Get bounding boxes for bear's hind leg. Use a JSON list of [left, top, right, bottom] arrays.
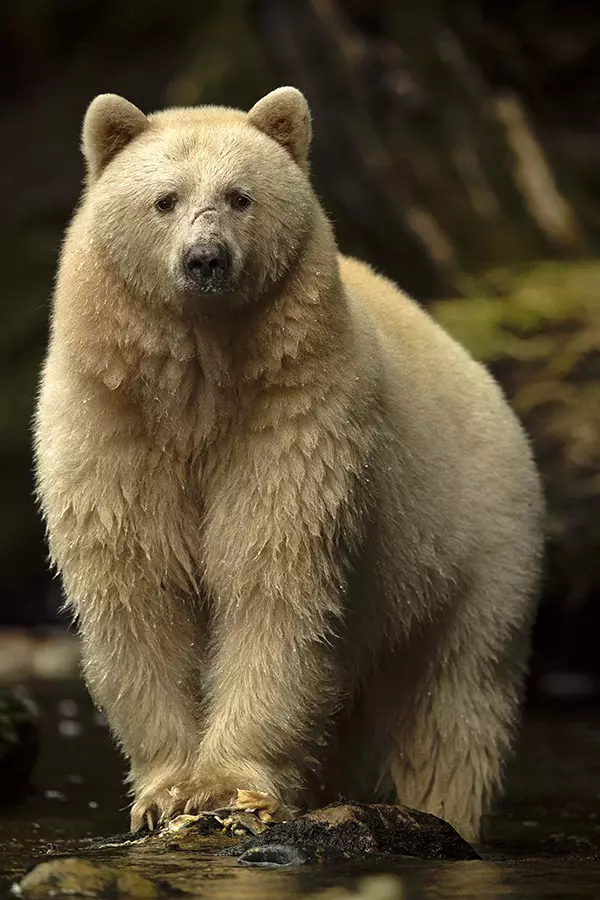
[[382, 582, 536, 842]]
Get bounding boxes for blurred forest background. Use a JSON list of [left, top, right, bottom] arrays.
[[1, 0, 600, 700]]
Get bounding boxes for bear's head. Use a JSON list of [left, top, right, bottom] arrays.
[[81, 87, 316, 312]]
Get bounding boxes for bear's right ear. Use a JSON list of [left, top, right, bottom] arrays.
[[248, 87, 311, 170], [82, 94, 149, 181]]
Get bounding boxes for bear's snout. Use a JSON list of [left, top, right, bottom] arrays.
[[184, 241, 231, 293]]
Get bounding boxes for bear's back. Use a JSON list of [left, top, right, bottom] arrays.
[[338, 253, 540, 526], [338, 254, 502, 421]]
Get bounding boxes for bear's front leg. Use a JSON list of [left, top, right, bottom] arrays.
[[158, 611, 340, 821], [154, 512, 346, 823], [63, 558, 205, 831]]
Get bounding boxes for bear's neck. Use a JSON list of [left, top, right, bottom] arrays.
[[56, 211, 352, 443]]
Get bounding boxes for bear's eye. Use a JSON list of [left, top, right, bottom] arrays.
[[229, 191, 252, 211], [155, 193, 178, 213]]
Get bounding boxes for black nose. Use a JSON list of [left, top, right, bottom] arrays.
[[184, 243, 229, 287]]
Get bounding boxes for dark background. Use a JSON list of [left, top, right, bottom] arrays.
[[2, 0, 599, 701]]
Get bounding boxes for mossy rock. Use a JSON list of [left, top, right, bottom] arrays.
[[13, 859, 164, 899]]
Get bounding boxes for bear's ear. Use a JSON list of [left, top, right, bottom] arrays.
[[247, 87, 311, 169], [82, 94, 149, 180]]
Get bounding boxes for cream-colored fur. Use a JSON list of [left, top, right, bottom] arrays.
[[34, 87, 543, 841]]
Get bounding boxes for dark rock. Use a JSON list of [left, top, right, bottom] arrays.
[[0, 689, 39, 807], [237, 842, 353, 867], [229, 801, 480, 863]]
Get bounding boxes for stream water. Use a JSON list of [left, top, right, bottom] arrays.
[[1, 680, 599, 898]]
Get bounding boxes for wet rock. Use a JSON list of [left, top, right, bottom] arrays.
[[86, 830, 150, 850], [238, 842, 354, 867], [0, 688, 39, 807], [12, 858, 165, 898], [89, 810, 260, 852], [230, 801, 480, 863]]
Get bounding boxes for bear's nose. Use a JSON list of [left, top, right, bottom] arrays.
[[184, 242, 230, 285]]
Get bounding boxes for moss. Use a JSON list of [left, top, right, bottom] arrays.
[[432, 260, 600, 609], [433, 261, 600, 360]]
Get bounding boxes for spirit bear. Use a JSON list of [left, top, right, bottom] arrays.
[[34, 87, 543, 840]]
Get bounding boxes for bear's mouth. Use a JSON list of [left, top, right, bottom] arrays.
[[184, 275, 236, 297]]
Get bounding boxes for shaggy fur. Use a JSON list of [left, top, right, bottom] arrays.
[[34, 87, 543, 840]]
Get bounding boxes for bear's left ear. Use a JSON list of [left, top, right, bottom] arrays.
[[82, 94, 150, 181], [247, 87, 311, 170]]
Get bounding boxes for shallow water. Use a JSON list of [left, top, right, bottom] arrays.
[[1, 680, 599, 898]]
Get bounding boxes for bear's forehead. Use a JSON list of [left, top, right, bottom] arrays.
[[136, 119, 272, 175], [150, 106, 248, 130]]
